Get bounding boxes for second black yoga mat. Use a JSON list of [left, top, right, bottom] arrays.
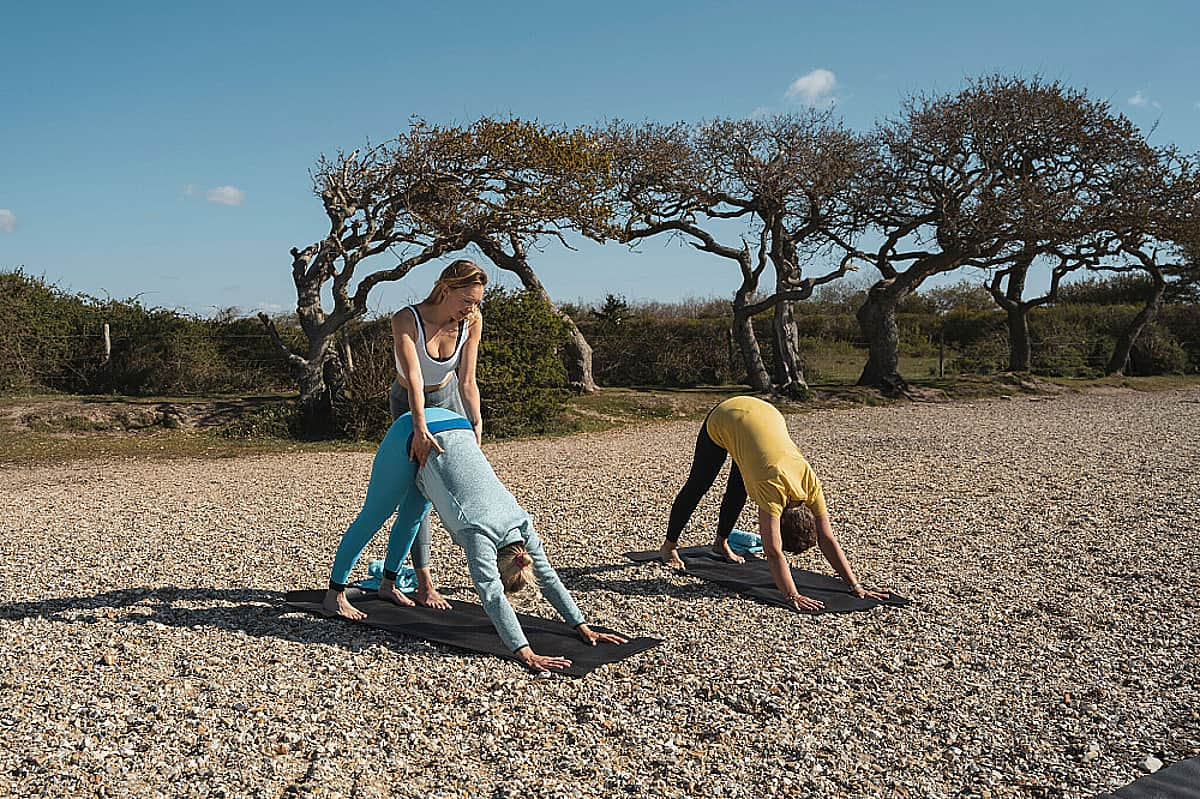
[[624, 546, 910, 612], [1094, 757, 1200, 798], [284, 589, 659, 678]]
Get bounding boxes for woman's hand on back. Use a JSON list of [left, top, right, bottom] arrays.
[[409, 427, 444, 466]]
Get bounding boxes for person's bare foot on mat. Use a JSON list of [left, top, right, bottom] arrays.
[[321, 589, 367, 621], [659, 541, 686, 571], [414, 568, 452, 610], [417, 585, 452, 610], [711, 538, 745, 564], [378, 579, 415, 607]]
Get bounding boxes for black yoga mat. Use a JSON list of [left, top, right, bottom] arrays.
[[1095, 757, 1200, 798], [284, 589, 659, 678], [624, 546, 910, 613]]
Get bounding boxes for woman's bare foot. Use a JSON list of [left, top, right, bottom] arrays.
[[659, 541, 686, 570], [378, 579, 415, 607], [416, 568, 452, 610], [712, 538, 745, 564], [417, 585, 451, 610], [321, 589, 366, 620]]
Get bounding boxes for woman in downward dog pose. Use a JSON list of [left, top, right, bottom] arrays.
[[414, 408, 627, 672], [326, 407, 626, 672], [660, 395, 889, 611]]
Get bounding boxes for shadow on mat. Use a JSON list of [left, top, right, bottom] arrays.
[[0, 586, 472, 658], [559, 573, 735, 601]]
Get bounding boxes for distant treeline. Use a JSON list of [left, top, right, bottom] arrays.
[[3, 269, 1197, 439], [571, 277, 1200, 387]]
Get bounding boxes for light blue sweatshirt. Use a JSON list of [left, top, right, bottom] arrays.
[[416, 428, 586, 651]]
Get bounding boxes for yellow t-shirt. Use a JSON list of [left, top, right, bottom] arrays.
[[704, 396, 827, 518]]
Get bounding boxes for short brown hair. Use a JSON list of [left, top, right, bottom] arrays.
[[779, 502, 817, 553]]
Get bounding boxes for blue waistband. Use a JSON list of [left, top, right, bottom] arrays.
[[407, 415, 474, 452]]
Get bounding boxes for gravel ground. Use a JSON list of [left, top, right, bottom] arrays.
[[2, 387, 1198, 799]]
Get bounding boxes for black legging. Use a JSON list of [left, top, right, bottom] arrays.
[[665, 417, 747, 544]]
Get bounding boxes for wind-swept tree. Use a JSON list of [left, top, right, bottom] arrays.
[[262, 118, 614, 433], [839, 76, 1153, 390], [607, 112, 867, 395], [1103, 149, 1200, 375], [457, 120, 615, 393], [976, 84, 1156, 372]]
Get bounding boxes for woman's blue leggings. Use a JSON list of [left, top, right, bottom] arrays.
[[327, 416, 430, 590]]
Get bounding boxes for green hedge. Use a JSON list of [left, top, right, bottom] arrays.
[[0, 270, 294, 394]]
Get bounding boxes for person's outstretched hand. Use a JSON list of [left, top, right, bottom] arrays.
[[789, 591, 825, 612], [851, 584, 890, 600], [577, 624, 628, 647], [517, 646, 571, 673]]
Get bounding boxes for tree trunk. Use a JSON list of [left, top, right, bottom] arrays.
[[1003, 266, 1033, 373], [474, 236, 596, 393], [560, 318, 596, 393], [856, 282, 907, 393], [1107, 270, 1166, 375], [772, 299, 808, 396], [731, 307, 771, 391], [1006, 306, 1032, 373], [296, 333, 342, 438]]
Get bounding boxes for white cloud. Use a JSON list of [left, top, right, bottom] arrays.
[[785, 68, 837, 106], [183, 183, 197, 197], [0, 209, 16, 233], [1128, 91, 1161, 109], [749, 106, 772, 120], [207, 185, 245, 206], [256, 302, 284, 314]]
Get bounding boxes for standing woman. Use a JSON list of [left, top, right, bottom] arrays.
[[322, 259, 486, 620], [388, 259, 487, 610]]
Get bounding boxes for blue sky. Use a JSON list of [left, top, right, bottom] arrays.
[[2, 0, 1197, 317]]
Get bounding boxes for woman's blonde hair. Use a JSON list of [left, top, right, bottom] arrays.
[[497, 543, 538, 595], [423, 259, 488, 306]]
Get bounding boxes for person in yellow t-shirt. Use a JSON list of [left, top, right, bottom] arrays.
[[661, 396, 889, 610]]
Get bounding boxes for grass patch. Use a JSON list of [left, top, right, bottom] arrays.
[[3, 375, 1196, 466], [0, 429, 376, 466]]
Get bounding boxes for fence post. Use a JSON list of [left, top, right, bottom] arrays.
[[938, 329, 945, 378], [101, 322, 111, 365], [727, 327, 736, 380]]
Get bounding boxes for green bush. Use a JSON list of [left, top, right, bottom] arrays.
[[1159, 305, 1200, 372], [476, 287, 572, 438], [0, 270, 95, 391], [217, 402, 302, 439], [1059, 274, 1157, 306], [1028, 304, 1134, 377], [0, 269, 294, 395], [581, 316, 737, 386], [1128, 324, 1189, 375]]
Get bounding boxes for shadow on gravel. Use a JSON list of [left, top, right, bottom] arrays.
[[0, 585, 480, 659], [556, 562, 734, 601]]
